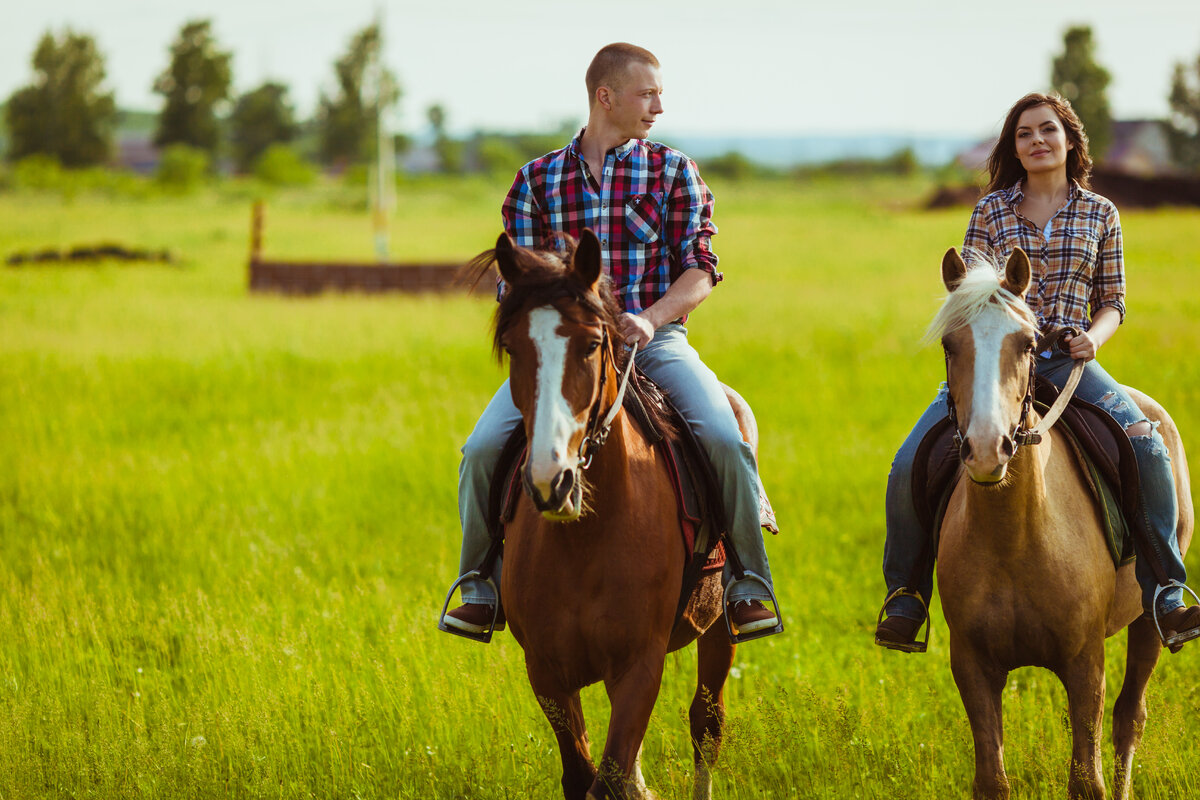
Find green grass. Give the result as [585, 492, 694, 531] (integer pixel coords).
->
[1, 175, 1198, 799]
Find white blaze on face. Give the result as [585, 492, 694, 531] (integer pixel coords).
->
[527, 307, 584, 494]
[967, 307, 1024, 448]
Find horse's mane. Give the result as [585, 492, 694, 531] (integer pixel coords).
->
[924, 249, 1038, 345]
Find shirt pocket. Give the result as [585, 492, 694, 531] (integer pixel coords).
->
[1061, 223, 1100, 277]
[624, 192, 664, 244]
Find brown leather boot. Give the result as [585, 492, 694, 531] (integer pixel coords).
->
[442, 603, 504, 634]
[729, 600, 779, 635]
[1159, 605, 1200, 653]
[875, 614, 927, 653]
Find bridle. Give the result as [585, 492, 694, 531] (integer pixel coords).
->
[576, 329, 637, 470]
[944, 326, 1084, 456]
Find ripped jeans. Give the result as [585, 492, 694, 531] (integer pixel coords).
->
[883, 351, 1188, 620]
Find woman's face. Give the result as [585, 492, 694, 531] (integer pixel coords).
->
[1014, 104, 1073, 177]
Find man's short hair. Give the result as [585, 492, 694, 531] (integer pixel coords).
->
[585, 43, 659, 107]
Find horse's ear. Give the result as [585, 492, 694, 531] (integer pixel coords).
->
[572, 229, 602, 292]
[1002, 247, 1031, 297]
[942, 247, 967, 292]
[494, 232, 522, 286]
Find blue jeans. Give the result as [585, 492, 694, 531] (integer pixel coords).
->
[455, 323, 775, 605]
[882, 352, 1187, 620]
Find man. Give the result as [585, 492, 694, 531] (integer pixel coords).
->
[442, 42, 780, 640]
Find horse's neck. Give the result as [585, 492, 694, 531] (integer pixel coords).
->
[960, 435, 1051, 550]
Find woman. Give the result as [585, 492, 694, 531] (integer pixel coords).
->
[875, 92, 1200, 651]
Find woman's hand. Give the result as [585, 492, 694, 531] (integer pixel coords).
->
[1062, 330, 1098, 361]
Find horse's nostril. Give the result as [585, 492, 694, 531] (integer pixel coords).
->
[959, 438, 973, 462]
[1002, 436, 1015, 457]
[552, 469, 574, 505]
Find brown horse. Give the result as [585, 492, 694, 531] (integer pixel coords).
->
[932, 247, 1193, 800]
[473, 229, 753, 800]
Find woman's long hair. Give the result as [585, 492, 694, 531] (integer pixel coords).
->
[986, 92, 1093, 193]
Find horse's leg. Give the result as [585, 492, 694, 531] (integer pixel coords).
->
[690, 622, 735, 800]
[527, 662, 596, 800]
[1059, 641, 1107, 800]
[590, 658, 667, 800]
[949, 641, 1011, 800]
[1112, 615, 1163, 800]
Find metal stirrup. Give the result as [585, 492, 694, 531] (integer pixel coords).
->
[875, 587, 931, 653]
[1152, 580, 1200, 649]
[722, 570, 784, 643]
[437, 570, 502, 644]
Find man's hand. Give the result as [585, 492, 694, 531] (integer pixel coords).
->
[619, 312, 656, 348]
[1062, 330, 1099, 361]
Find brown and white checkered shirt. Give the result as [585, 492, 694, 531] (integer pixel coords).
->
[963, 180, 1126, 332]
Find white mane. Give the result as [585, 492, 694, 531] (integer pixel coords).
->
[924, 250, 1037, 345]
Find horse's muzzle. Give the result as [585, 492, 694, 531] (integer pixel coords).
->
[961, 433, 1014, 484]
[523, 463, 581, 520]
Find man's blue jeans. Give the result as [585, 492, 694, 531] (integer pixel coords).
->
[883, 352, 1187, 620]
[456, 323, 775, 605]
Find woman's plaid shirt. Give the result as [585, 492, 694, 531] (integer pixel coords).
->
[963, 181, 1126, 332]
[501, 132, 720, 317]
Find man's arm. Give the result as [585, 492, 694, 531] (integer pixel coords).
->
[619, 267, 713, 346]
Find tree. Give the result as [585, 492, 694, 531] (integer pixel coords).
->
[229, 82, 298, 173]
[153, 19, 232, 157]
[316, 24, 400, 165]
[427, 103, 463, 173]
[4, 30, 116, 167]
[1167, 54, 1200, 172]
[1051, 26, 1113, 160]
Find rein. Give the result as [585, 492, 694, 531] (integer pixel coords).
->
[578, 333, 638, 470]
[946, 326, 1086, 454]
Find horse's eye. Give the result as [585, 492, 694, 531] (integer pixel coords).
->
[586, 341, 601, 356]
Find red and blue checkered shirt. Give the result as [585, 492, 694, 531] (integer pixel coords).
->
[502, 130, 721, 317]
[963, 180, 1126, 332]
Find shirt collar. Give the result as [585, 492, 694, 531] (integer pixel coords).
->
[1005, 178, 1081, 208]
[567, 128, 640, 161]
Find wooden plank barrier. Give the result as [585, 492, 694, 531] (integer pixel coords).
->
[247, 202, 466, 295]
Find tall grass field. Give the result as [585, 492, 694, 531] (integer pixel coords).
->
[1, 175, 1197, 799]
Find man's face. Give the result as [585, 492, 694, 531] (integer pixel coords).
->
[608, 62, 663, 140]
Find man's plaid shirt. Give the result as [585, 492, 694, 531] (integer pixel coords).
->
[963, 180, 1125, 332]
[501, 131, 720, 317]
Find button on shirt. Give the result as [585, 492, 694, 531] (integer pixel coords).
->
[962, 180, 1126, 332]
[501, 131, 721, 317]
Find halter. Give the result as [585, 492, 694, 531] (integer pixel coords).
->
[576, 331, 638, 470]
[944, 326, 1084, 456]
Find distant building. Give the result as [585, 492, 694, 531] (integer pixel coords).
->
[114, 135, 160, 174]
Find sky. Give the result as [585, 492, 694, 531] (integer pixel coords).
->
[2, 0, 1199, 142]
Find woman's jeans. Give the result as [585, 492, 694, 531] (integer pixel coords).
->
[454, 323, 776, 606]
[883, 351, 1187, 620]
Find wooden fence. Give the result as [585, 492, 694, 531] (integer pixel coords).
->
[247, 202, 466, 295]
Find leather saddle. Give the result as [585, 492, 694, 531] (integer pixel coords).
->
[912, 376, 1139, 569]
[483, 369, 780, 621]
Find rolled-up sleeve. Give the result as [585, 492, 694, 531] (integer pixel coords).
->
[665, 157, 721, 284]
[1090, 204, 1126, 322]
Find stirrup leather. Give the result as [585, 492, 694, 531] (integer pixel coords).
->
[1152, 581, 1200, 651]
[875, 588, 931, 653]
[722, 571, 784, 644]
[437, 570, 503, 643]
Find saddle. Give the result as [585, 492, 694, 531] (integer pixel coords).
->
[483, 369, 780, 624]
[912, 375, 1139, 572]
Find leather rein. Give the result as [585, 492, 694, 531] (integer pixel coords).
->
[945, 326, 1086, 453]
[576, 330, 637, 470]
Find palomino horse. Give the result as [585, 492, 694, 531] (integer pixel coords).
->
[933, 247, 1193, 800]
[472, 229, 755, 800]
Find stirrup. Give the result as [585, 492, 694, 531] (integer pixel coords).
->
[875, 588, 931, 653]
[1152, 581, 1200, 651]
[722, 571, 784, 644]
[437, 570, 502, 644]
